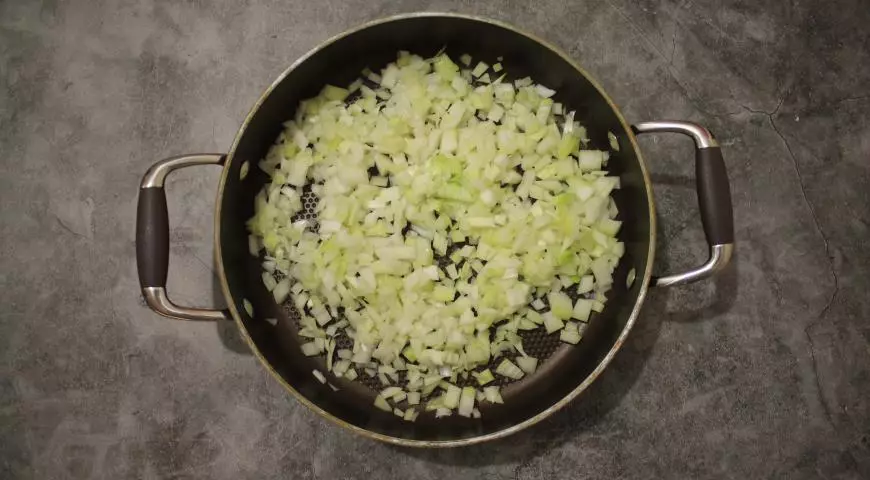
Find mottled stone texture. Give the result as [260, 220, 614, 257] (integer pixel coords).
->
[1, 0, 868, 478]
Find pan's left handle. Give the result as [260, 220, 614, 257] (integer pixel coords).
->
[136, 154, 230, 321]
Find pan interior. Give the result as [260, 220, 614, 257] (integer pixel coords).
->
[218, 14, 652, 443]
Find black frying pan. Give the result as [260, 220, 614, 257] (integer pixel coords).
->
[135, 13, 734, 447]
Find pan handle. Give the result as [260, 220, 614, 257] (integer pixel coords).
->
[632, 121, 735, 287]
[136, 154, 230, 320]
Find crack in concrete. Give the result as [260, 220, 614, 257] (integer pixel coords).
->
[54, 215, 90, 240]
[745, 96, 843, 427]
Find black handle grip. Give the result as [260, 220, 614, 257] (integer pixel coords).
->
[696, 146, 734, 245]
[136, 187, 170, 288]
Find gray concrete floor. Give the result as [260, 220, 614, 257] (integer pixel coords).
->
[2, 0, 869, 478]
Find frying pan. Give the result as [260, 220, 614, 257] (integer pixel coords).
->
[135, 13, 734, 447]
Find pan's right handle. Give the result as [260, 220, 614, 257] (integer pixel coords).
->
[632, 121, 735, 287]
[136, 154, 230, 321]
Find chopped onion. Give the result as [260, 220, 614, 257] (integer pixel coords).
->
[374, 395, 391, 412]
[543, 312, 565, 334]
[242, 299, 253, 317]
[247, 51, 624, 419]
[483, 386, 503, 404]
[473, 369, 495, 385]
[443, 383, 461, 409]
[457, 387, 476, 417]
[495, 359, 524, 380]
[312, 369, 326, 384]
[516, 356, 538, 374]
[272, 278, 291, 304]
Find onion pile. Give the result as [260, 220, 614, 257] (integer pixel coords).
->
[246, 51, 624, 421]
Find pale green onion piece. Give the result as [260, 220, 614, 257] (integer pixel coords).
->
[577, 275, 595, 294]
[560, 322, 582, 344]
[493, 62, 503, 72]
[471, 408, 481, 419]
[344, 368, 358, 381]
[312, 369, 326, 384]
[272, 278, 291, 304]
[407, 391, 421, 405]
[242, 299, 253, 317]
[627, 267, 636, 288]
[472, 61, 489, 77]
[516, 356, 538, 374]
[459, 53, 472, 66]
[473, 369, 495, 385]
[608, 131, 620, 151]
[381, 386, 403, 399]
[264, 317, 277, 327]
[591, 300, 605, 313]
[262, 272, 278, 291]
[435, 407, 452, 418]
[374, 395, 391, 412]
[495, 359, 524, 380]
[301, 342, 321, 356]
[458, 387, 476, 417]
[248, 235, 260, 257]
[572, 298, 593, 322]
[483, 386, 504, 404]
[403, 408, 418, 421]
[543, 312, 565, 334]
[240, 160, 249, 180]
[443, 383, 461, 409]
[547, 291, 573, 320]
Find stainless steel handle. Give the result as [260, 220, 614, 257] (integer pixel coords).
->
[136, 154, 229, 321]
[632, 121, 735, 287]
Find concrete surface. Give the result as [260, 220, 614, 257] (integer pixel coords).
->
[2, 0, 869, 478]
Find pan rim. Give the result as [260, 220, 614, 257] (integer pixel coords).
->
[214, 11, 657, 448]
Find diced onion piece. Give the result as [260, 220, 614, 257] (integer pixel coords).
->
[374, 395, 391, 412]
[473, 369, 495, 385]
[577, 275, 594, 294]
[272, 278, 291, 304]
[312, 369, 326, 384]
[240, 160, 250, 180]
[457, 387, 476, 417]
[608, 131, 620, 151]
[380, 386, 403, 399]
[242, 299, 253, 317]
[472, 61, 489, 77]
[442, 383, 461, 409]
[407, 391, 421, 405]
[572, 299, 593, 322]
[301, 342, 322, 356]
[495, 359, 524, 380]
[547, 291, 573, 320]
[483, 386, 503, 404]
[627, 267, 637, 288]
[516, 356, 538, 374]
[560, 322, 583, 344]
[543, 312, 565, 334]
[435, 407, 452, 418]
